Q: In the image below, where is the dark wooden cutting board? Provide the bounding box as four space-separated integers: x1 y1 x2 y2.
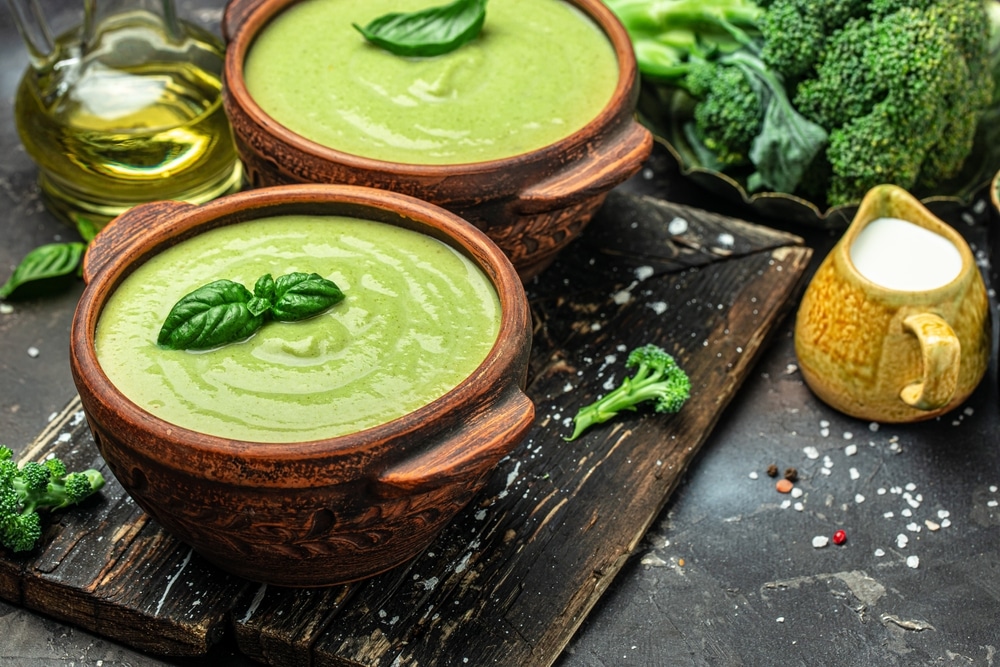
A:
0 191 812 666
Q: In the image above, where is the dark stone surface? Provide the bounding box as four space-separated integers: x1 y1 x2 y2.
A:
2 1 999 665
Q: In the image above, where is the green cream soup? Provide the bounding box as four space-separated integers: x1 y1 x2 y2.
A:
243 0 619 164
95 216 501 442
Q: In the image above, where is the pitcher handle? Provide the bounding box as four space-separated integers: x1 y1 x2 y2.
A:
899 312 960 411
82 201 195 284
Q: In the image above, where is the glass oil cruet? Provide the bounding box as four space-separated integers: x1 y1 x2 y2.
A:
5 0 243 227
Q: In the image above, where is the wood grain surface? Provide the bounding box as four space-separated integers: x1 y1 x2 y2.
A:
0 191 812 666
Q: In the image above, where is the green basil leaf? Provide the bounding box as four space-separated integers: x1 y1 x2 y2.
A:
271 272 345 322
72 214 100 244
253 274 275 303
0 242 86 299
353 0 488 57
157 280 264 350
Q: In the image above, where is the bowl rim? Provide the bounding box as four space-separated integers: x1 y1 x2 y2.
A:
221 0 640 175
71 184 532 465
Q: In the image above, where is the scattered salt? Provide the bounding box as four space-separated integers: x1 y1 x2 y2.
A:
883 512 894 519
941 519 952 528
0 303 13 314
868 422 880 432
938 510 950 519
776 617 785 623
849 467 860 480
906 555 920 569
812 536 830 548
793 502 804 511
905 482 917 492
896 534 909 548
988 500 998 508
791 487 804 499
803 446 820 460
855 494 865 504
820 468 832 476
925 520 940 531
780 499 791 509
667 217 689 235
27 347 40 358
906 522 921 533
634 265 655 281
991 486 998 493
845 444 858 456
877 488 887 495
749 471 759 480
901 509 912 517
843 432 854 440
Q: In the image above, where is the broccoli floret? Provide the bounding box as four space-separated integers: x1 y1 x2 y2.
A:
757 0 868 79
792 0 995 205
567 344 691 441
0 445 106 553
686 61 762 167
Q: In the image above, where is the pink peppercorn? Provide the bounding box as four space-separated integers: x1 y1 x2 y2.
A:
832 529 847 545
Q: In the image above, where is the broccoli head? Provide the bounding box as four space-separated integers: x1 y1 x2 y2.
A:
567 344 691 441
686 61 762 167
792 0 995 205
0 445 106 553
757 0 868 80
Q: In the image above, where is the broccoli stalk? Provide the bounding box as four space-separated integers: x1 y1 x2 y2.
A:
567 344 691 441
0 445 106 553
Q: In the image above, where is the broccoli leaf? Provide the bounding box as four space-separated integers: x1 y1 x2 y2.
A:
724 50 828 194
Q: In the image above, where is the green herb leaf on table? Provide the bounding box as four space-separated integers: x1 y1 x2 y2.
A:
158 272 345 351
0 242 87 300
354 0 488 57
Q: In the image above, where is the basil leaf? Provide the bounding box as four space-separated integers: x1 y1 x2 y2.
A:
271 272 345 322
0 242 86 299
253 274 275 303
72 214 100 244
353 0 488 57
157 280 264 350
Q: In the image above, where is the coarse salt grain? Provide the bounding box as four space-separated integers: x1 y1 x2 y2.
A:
855 494 865 503
991 486 998 493
896 534 909 548
803 446 819 460
749 471 759 479
877 488 887 495
812 536 830 548
793 502 804 511
905 483 917 491
874 548 885 557
843 432 853 440
901 509 912 517
988 500 998 508
845 444 858 456
868 422 879 432
906 522 921 532
906 555 920 569
941 519 952 528
925 520 940 531
27 347 40 358
938 510 950 518
849 467 860 480
791 487 804 499
884 512 894 519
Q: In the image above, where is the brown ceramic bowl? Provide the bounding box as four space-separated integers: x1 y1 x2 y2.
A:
220 0 652 280
69 185 534 587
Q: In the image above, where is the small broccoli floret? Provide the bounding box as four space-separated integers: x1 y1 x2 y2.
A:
0 445 106 553
567 344 691 441
758 0 868 80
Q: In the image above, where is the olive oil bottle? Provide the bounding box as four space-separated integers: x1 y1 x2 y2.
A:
11 3 242 226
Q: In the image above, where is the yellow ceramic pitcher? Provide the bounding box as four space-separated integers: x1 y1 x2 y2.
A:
795 185 991 423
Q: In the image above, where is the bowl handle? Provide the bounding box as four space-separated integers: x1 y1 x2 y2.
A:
221 0 267 43
82 201 194 284
514 120 652 215
376 389 535 497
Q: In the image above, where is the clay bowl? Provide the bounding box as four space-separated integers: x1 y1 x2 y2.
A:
69 185 534 587
220 0 653 281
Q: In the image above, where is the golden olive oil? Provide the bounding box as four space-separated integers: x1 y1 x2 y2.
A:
14 12 242 226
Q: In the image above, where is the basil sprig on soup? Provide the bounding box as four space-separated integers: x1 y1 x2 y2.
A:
354 0 488 57
157 272 345 351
